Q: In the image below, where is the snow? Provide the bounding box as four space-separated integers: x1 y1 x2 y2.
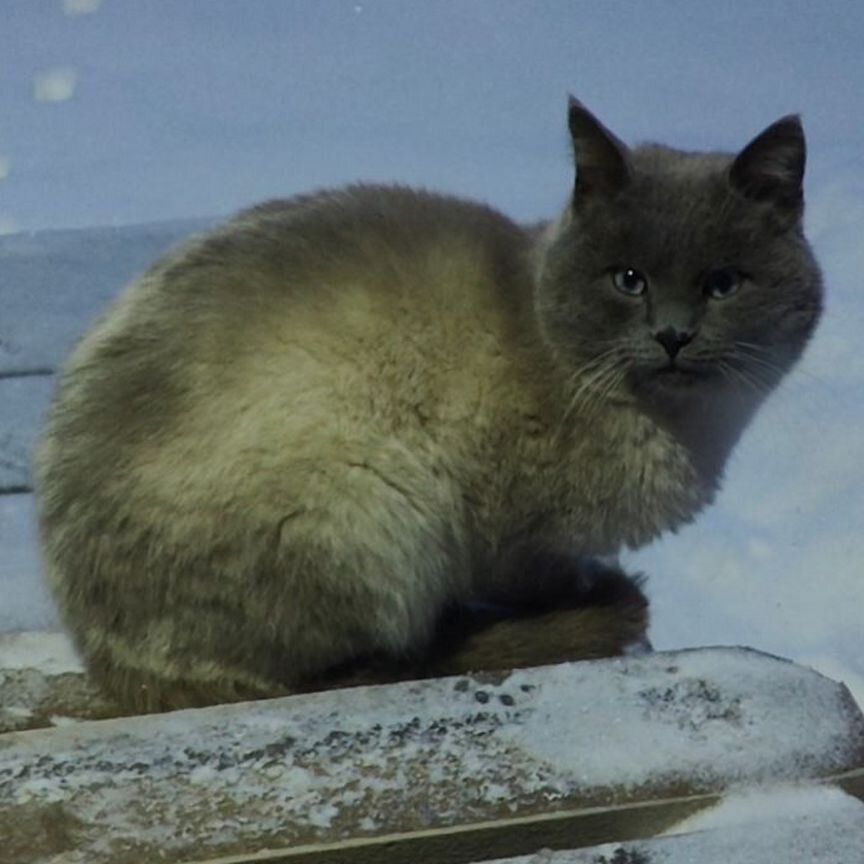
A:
3 2 864 231
0 376 55 491
484 789 864 862
32 68 78 103
493 648 864 792
0 631 82 676
62 0 103 16
0 496 56 633
0 1 862 730
0 219 211 375
660 784 863 836
0 648 861 862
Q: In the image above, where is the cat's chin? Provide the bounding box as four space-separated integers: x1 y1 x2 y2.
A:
630 362 724 402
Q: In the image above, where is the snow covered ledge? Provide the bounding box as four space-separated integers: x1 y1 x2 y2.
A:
1 646 863 864
480 786 864 863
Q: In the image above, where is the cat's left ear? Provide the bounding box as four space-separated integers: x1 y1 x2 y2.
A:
568 96 632 199
729 115 805 214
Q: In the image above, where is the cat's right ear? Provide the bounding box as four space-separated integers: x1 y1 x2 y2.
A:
568 97 631 200
729 114 805 213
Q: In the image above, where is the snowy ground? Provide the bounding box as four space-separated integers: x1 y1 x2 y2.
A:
1 2 862 711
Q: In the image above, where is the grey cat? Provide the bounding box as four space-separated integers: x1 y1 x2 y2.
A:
35 98 822 712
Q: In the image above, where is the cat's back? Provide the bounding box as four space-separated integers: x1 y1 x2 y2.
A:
36 185 537 526
50 184 530 386
168 184 536 440
180 183 530 306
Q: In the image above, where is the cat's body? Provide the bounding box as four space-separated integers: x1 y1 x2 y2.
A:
35 100 822 711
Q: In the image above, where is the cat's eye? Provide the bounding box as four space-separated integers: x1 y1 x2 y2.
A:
612 267 648 297
703 268 742 300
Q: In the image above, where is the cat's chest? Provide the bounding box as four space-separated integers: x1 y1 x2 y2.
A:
510 408 709 555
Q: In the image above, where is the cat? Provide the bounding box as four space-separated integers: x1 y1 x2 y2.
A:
34 97 823 712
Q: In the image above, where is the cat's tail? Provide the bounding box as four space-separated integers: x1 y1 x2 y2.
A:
315 561 650 690
427 562 651 676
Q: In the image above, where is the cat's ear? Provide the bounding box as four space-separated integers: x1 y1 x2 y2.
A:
568 96 631 199
729 115 805 213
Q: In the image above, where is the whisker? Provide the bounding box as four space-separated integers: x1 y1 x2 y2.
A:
734 340 841 397
730 341 838 428
720 357 811 435
718 360 770 400
560 345 628 427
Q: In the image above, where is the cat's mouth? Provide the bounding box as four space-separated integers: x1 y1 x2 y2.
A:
633 360 721 395
656 363 705 381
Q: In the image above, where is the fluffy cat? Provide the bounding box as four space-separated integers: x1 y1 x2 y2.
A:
35 98 823 712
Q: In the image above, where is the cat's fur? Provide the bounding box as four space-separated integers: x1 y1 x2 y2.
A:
35 99 823 712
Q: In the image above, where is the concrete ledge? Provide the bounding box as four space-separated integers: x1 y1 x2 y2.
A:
478 789 864 863
2 646 863 864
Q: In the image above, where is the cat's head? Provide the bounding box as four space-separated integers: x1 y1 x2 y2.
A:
536 98 823 414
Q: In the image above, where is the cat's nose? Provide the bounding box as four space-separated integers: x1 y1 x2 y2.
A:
654 327 694 359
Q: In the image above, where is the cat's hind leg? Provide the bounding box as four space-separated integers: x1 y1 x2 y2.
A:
77 453 471 712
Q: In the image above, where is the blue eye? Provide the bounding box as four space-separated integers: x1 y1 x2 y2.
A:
704 268 742 299
612 267 647 296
